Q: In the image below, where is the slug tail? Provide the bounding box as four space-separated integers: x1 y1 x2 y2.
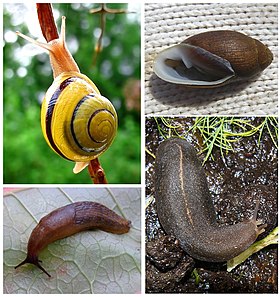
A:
15 256 51 277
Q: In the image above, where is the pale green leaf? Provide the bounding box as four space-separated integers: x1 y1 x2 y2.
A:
4 187 141 294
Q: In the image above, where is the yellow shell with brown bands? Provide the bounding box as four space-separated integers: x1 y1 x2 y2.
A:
154 30 273 87
41 71 118 163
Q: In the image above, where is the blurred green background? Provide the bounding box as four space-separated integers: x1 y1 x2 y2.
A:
3 3 141 184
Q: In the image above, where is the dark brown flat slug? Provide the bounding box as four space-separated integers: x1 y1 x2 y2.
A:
15 201 131 277
155 138 266 262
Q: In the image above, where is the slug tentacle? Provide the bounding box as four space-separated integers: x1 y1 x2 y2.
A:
250 200 267 236
15 255 51 277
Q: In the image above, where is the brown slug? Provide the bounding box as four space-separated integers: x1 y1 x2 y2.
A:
15 201 131 277
154 138 266 262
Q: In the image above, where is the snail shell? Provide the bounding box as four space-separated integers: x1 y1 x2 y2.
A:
41 71 118 172
154 30 273 87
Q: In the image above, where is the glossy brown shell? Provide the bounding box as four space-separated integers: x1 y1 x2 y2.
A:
183 30 273 78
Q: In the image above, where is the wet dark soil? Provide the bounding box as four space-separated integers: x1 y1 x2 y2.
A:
145 117 278 293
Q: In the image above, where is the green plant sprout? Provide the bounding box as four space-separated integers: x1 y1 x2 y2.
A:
191 268 200 285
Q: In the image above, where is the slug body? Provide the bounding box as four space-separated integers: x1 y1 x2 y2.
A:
154 30 273 87
17 17 117 173
155 138 265 262
15 201 131 277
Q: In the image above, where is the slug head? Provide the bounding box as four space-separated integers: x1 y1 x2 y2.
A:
15 255 51 277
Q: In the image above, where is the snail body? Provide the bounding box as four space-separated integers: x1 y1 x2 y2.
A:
155 138 266 262
17 16 117 173
154 30 273 87
15 201 131 277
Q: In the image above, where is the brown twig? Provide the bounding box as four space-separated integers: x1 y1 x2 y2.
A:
36 4 58 42
88 159 108 184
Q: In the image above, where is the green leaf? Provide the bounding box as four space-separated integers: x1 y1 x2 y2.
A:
4 188 141 294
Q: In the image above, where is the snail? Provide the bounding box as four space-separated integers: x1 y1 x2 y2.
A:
16 16 117 173
154 30 273 87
